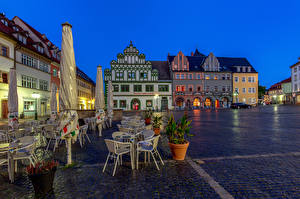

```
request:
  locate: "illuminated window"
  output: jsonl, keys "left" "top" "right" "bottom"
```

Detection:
{"left": 181, "top": 74, "right": 185, "bottom": 79}
{"left": 205, "top": 75, "right": 210, "bottom": 80}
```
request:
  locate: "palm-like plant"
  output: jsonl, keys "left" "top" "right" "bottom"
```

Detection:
{"left": 152, "top": 115, "right": 162, "bottom": 129}
{"left": 166, "top": 114, "right": 193, "bottom": 144}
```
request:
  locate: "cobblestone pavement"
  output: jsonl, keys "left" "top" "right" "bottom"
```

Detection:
{"left": 0, "top": 105, "right": 300, "bottom": 198}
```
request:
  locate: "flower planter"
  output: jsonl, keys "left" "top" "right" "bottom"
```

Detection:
{"left": 153, "top": 127, "right": 160, "bottom": 135}
{"left": 28, "top": 167, "right": 57, "bottom": 198}
{"left": 168, "top": 142, "right": 189, "bottom": 160}
{"left": 145, "top": 118, "right": 151, "bottom": 125}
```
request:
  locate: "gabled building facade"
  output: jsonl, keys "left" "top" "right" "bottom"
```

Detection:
{"left": 104, "top": 42, "right": 172, "bottom": 110}
{"left": 168, "top": 49, "right": 234, "bottom": 109}
{"left": 290, "top": 58, "right": 300, "bottom": 104}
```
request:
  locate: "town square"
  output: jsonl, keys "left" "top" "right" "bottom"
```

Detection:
{"left": 0, "top": 1, "right": 300, "bottom": 199}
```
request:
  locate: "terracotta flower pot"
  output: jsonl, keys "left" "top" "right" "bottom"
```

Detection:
{"left": 168, "top": 142, "right": 189, "bottom": 160}
{"left": 145, "top": 118, "right": 151, "bottom": 125}
{"left": 153, "top": 127, "right": 160, "bottom": 135}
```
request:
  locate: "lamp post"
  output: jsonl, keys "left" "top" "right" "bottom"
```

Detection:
{"left": 154, "top": 94, "right": 159, "bottom": 112}
{"left": 233, "top": 91, "right": 239, "bottom": 103}
{"left": 32, "top": 93, "right": 40, "bottom": 120}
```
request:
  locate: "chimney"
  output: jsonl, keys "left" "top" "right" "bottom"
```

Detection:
{"left": 191, "top": 52, "right": 194, "bottom": 56}
{"left": 168, "top": 52, "right": 170, "bottom": 56}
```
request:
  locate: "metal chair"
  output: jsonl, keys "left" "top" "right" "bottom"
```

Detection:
{"left": 78, "top": 124, "right": 90, "bottom": 147}
{"left": 103, "top": 139, "right": 133, "bottom": 176}
{"left": 136, "top": 135, "right": 164, "bottom": 170}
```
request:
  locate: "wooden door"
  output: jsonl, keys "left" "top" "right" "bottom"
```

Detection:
{"left": 1, "top": 100, "right": 8, "bottom": 119}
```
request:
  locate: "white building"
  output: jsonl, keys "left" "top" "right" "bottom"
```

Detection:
{"left": 0, "top": 13, "right": 51, "bottom": 119}
{"left": 290, "top": 58, "right": 300, "bottom": 104}
{"left": 104, "top": 42, "right": 172, "bottom": 111}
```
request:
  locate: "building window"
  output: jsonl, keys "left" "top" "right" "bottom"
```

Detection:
{"left": 176, "top": 74, "right": 180, "bottom": 79}
{"left": 227, "top": 86, "right": 231, "bottom": 91}
{"left": 242, "top": 77, "right": 246, "bottom": 82}
{"left": 128, "top": 72, "right": 136, "bottom": 79}
{"left": 113, "top": 100, "right": 118, "bottom": 108}
{"left": 235, "top": 88, "right": 239, "bottom": 93}
{"left": 39, "top": 80, "right": 48, "bottom": 91}
{"left": 145, "top": 85, "right": 154, "bottom": 92}
{"left": 252, "top": 88, "right": 255, "bottom": 93}
{"left": 196, "top": 74, "right": 201, "bottom": 79}
{"left": 39, "top": 61, "right": 49, "bottom": 73}
{"left": 1, "top": 45, "right": 8, "bottom": 57}
{"left": 248, "top": 88, "right": 252, "bottom": 93}
{"left": 214, "top": 86, "right": 218, "bottom": 91}
{"left": 113, "top": 85, "right": 119, "bottom": 92}
{"left": 242, "top": 88, "right": 246, "bottom": 93}
{"left": 158, "top": 85, "right": 169, "bottom": 92}
{"left": 226, "top": 74, "right": 230, "bottom": 80}
{"left": 134, "top": 85, "right": 142, "bottom": 92}
{"left": 188, "top": 85, "right": 193, "bottom": 92}
{"left": 294, "top": 67, "right": 297, "bottom": 72}
{"left": 248, "top": 67, "right": 251, "bottom": 72}
{"left": 222, "top": 86, "right": 226, "bottom": 92}
{"left": 0, "top": 72, "right": 8, "bottom": 83}
{"left": 119, "top": 100, "right": 126, "bottom": 108}
{"left": 205, "top": 74, "right": 210, "bottom": 80}
{"left": 237, "top": 67, "right": 240, "bottom": 72}
{"left": 242, "top": 67, "right": 246, "bottom": 72}
{"left": 53, "top": 68, "right": 57, "bottom": 77}
{"left": 234, "top": 77, "right": 239, "bottom": 82}
{"left": 146, "top": 100, "right": 153, "bottom": 107}
{"left": 188, "top": 74, "right": 193, "bottom": 79}
{"left": 21, "top": 54, "right": 38, "bottom": 69}
{"left": 294, "top": 84, "right": 298, "bottom": 91}
{"left": 22, "top": 75, "right": 37, "bottom": 89}
{"left": 121, "top": 85, "right": 129, "bottom": 92}
{"left": 116, "top": 72, "right": 123, "bottom": 78}
{"left": 140, "top": 72, "right": 147, "bottom": 79}
{"left": 24, "top": 101, "right": 35, "bottom": 111}
{"left": 1, "top": 19, "right": 8, "bottom": 26}
{"left": 18, "top": 34, "right": 27, "bottom": 44}
{"left": 180, "top": 74, "right": 185, "bottom": 79}
{"left": 197, "top": 86, "right": 201, "bottom": 92}
{"left": 214, "top": 75, "right": 218, "bottom": 80}
{"left": 222, "top": 74, "right": 225, "bottom": 80}
{"left": 294, "top": 74, "right": 297, "bottom": 81}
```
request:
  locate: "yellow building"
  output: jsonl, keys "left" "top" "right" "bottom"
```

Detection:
{"left": 76, "top": 67, "right": 95, "bottom": 110}
{"left": 232, "top": 66, "right": 258, "bottom": 105}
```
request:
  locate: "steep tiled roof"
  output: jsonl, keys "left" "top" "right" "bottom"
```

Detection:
{"left": 151, "top": 61, "right": 171, "bottom": 80}
{"left": 186, "top": 56, "right": 206, "bottom": 71}
{"left": 76, "top": 67, "right": 95, "bottom": 85}
{"left": 280, "top": 77, "right": 291, "bottom": 84}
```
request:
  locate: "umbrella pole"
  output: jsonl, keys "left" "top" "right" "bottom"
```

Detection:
{"left": 66, "top": 136, "right": 72, "bottom": 165}
{"left": 98, "top": 124, "right": 102, "bottom": 137}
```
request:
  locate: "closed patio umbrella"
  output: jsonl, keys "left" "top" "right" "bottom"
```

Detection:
{"left": 107, "top": 80, "right": 114, "bottom": 128}
{"left": 50, "top": 83, "right": 58, "bottom": 121}
{"left": 59, "top": 22, "right": 79, "bottom": 165}
{"left": 8, "top": 68, "right": 18, "bottom": 130}
{"left": 95, "top": 65, "right": 106, "bottom": 136}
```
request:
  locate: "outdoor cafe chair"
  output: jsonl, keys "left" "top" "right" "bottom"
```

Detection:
{"left": 45, "top": 128, "right": 61, "bottom": 152}
{"left": 78, "top": 124, "right": 90, "bottom": 148}
{"left": 12, "top": 136, "right": 37, "bottom": 172}
{"left": 103, "top": 139, "right": 133, "bottom": 176}
{"left": 136, "top": 135, "right": 164, "bottom": 170}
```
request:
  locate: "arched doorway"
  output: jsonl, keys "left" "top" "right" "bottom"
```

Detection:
{"left": 215, "top": 99, "right": 220, "bottom": 108}
{"left": 193, "top": 98, "right": 201, "bottom": 109}
{"left": 175, "top": 97, "right": 184, "bottom": 109}
{"left": 186, "top": 99, "right": 191, "bottom": 109}
{"left": 222, "top": 97, "right": 229, "bottom": 108}
{"left": 205, "top": 98, "right": 212, "bottom": 108}
{"left": 131, "top": 98, "right": 140, "bottom": 110}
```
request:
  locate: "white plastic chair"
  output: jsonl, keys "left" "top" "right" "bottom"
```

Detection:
{"left": 136, "top": 135, "right": 164, "bottom": 170}
{"left": 78, "top": 124, "right": 90, "bottom": 147}
{"left": 103, "top": 139, "right": 133, "bottom": 176}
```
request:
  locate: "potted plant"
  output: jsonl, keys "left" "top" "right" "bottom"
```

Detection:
{"left": 27, "top": 160, "right": 59, "bottom": 198}
{"left": 166, "top": 114, "right": 193, "bottom": 160}
{"left": 144, "top": 109, "right": 153, "bottom": 125}
{"left": 152, "top": 115, "right": 162, "bottom": 135}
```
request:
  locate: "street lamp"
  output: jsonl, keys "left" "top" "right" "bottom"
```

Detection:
{"left": 154, "top": 94, "right": 159, "bottom": 112}
{"left": 32, "top": 93, "right": 40, "bottom": 120}
{"left": 233, "top": 91, "right": 239, "bottom": 103}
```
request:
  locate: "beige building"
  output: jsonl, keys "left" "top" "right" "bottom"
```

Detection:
{"left": 232, "top": 66, "right": 258, "bottom": 105}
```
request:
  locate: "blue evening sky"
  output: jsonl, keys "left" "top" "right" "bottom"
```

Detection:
{"left": 2, "top": 0, "right": 300, "bottom": 88}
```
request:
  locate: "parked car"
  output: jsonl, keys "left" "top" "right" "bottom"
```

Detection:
{"left": 230, "top": 103, "right": 251, "bottom": 109}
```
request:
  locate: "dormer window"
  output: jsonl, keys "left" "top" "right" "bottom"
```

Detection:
{"left": 18, "top": 34, "right": 27, "bottom": 44}
{"left": 37, "top": 45, "right": 44, "bottom": 53}
{"left": 13, "top": 26, "right": 19, "bottom": 31}
{"left": 1, "top": 19, "right": 8, "bottom": 26}
{"left": 237, "top": 67, "right": 240, "bottom": 72}
{"left": 247, "top": 67, "right": 251, "bottom": 72}
{"left": 242, "top": 67, "right": 246, "bottom": 72}
{"left": 47, "top": 41, "right": 51, "bottom": 46}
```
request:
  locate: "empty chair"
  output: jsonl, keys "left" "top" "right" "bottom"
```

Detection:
{"left": 102, "top": 139, "right": 133, "bottom": 176}
{"left": 136, "top": 135, "right": 164, "bottom": 170}
{"left": 78, "top": 124, "right": 90, "bottom": 147}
